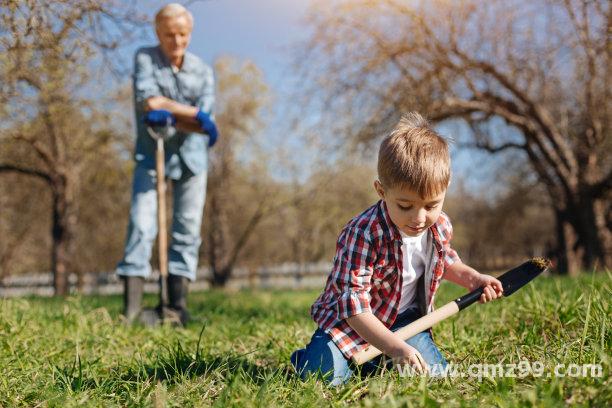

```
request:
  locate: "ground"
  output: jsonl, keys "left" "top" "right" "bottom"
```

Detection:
{"left": 0, "top": 273, "right": 610, "bottom": 407}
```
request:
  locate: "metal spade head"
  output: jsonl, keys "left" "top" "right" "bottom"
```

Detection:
{"left": 146, "top": 123, "right": 176, "bottom": 141}
{"left": 498, "top": 257, "right": 551, "bottom": 296}
{"left": 139, "top": 305, "right": 183, "bottom": 327}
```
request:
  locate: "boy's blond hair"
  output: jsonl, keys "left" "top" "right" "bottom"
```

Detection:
{"left": 377, "top": 112, "right": 450, "bottom": 198}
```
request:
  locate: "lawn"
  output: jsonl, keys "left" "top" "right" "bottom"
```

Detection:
{"left": 0, "top": 273, "right": 610, "bottom": 407}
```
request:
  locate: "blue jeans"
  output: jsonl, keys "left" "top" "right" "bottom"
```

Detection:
{"left": 291, "top": 306, "right": 447, "bottom": 386}
{"left": 116, "top": 164, "right": 207, "bottom": 281}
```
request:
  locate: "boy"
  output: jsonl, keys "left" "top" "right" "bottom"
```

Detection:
{"left": 290, "top": 113, "right": 504, "bottom": 385}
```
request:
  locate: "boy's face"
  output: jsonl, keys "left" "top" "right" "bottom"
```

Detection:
{"left": 374, "top": 180, "right": 446, "bottom": 237}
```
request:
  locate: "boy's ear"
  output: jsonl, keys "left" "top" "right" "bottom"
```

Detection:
{"left": 374, "top": 180, "right": 385, "bottom": 200}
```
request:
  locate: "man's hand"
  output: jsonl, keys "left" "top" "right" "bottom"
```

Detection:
{"left": 472, "top": 274, "right": 503, "bottom": 303}
{"left": 390, "top": 343, "right": 429, "bottom": 374}
{"left": 144, "top": 110, "right": 176, "bottom": 127}
{"left": 195, "top": 110, "right": 219, "bottom": 147}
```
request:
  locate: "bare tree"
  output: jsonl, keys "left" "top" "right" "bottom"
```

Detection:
{"left": 300, "top": 0, "right": 610, "bottom": 274}
{"left": 0, "top": 1, "right": 147, "bottom": 294}
{"left": 202, "top": 57, "right": 282, "bottom": 287}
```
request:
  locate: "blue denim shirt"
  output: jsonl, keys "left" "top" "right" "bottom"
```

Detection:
{"left": 133, "top": 46, "right": 215, "bottom": 179}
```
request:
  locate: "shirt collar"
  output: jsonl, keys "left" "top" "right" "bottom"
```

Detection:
{"left": 429, "top": 219, "right": 444, "bottom": 253}
{"left": 155, "top": 45, "right": 195, "bottom": 73}
{"left": 378, "top": 199, "right": 445, "bottom": 251}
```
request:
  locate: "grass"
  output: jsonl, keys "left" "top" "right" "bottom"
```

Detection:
{"left": 0, "top": 272, "right": 610, "bottom": 407}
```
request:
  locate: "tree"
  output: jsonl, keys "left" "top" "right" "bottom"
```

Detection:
{"left": 301, "top": 0, "right": 610, "bottom": 274}
{"left": 279, "top": 161, "right": 379, "bottom": 265}
{"left": 202, "top": 57, "right": 283, "bottom": 287}
{"left": 0, "top": 1, "right": 145, "bottom": 294}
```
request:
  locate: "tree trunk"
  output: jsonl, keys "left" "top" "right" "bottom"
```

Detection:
{"left": 211, "top": 266, "right": 231, "bottom": 288}
{"left": 51, "top": 177, "right": 75, "bottom": 296}
{"left": 555, "top": 209, "right": 581, "bottom": 276}
{"left": 554, "top": 195, "right": 610, "bottom": 276}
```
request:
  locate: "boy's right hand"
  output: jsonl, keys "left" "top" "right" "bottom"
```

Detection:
{"left": 390, "top": 344, "right": 429, "bottom": 374}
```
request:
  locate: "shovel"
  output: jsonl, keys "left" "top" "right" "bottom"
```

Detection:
{"left": 351, "top": 258, "right": 551, "bottom": 365}
{"left": 139, "top": 120, "right": 183, "bottom": 326}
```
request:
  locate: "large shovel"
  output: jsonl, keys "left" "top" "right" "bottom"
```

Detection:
{"left": 140, "top": 122, "right": 182, "bottom": 326}
{"left": 351, "top": 258, "right": 551, "bottom": 365}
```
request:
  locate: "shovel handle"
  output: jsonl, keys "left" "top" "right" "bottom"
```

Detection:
{"left": 155, "top": 137, "right": 169, "bottom": 307}
{"left": 351, "top": 301, "right": 460, "bottom": 365}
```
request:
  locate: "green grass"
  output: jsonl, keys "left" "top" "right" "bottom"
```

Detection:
{"left": 1, "top": 273, "right": 610, "bottom": 407}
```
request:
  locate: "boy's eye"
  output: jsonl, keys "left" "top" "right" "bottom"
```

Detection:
{"left": 425, "top": 205, "right": 437, "bottom": 211}
{"left": 397, "top": 204, "right": 412, "bottom": 211}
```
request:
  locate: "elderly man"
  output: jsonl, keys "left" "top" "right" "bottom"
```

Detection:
{"left": 116, "top": 3, "right": 216, "bottom": 324}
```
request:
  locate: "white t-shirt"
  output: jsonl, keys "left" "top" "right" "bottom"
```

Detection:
{"left": 397, "top": 230, "right": 429, "bottom": 313}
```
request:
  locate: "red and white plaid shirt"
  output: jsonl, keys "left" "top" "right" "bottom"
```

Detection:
{"left": 310, "top": 200, "right": 461, "bottom": 359}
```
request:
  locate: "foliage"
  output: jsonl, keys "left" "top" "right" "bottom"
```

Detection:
{"left": 0, "top": 0, "right": 148, "bottom": 293}
{"left": 299, "top": 0, "right": 611, "bottom": 274}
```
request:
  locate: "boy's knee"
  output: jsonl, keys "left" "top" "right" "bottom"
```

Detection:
{"left": 290, "top": 347, "right": 351, "bottom": 385}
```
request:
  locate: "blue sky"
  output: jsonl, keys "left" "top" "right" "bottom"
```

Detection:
{"left": 135, "top": 0, "right": 312, "bottom": 95}
{"left": 123, "top": 0, "right": 504, "bottom": 194}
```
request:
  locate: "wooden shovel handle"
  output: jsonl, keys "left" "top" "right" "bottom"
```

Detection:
{"left": 155, "top": 138, "right": 169, "bottom": 306}
{"left": 351, "top": 301, "right": 460, "bottom": 365}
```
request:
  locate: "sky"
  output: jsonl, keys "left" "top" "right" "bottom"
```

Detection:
{"left": 124, "top": 0, "right": 503, "bottom": 195}
{"left": 137, "top": 0, "right": 313, "bottom": 95}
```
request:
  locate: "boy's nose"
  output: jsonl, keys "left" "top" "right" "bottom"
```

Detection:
{"left": 413, "top": 208, "right": 427, "bottom": 224}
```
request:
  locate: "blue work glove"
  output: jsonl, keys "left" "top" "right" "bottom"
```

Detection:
{"left": 195, "top": 110, "right": 219, "bottom": 147}
{"left": 144, "top": 110, "right": 176, "bottom": 127}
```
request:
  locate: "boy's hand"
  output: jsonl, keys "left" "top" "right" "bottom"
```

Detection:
{"left": 473, "top": 274, "right": 503, "bottom": 303}
{"left": 391, "top": 344, "right": 429, "bottom": 374}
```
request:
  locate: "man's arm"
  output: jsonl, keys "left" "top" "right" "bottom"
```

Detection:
{"left": 134, "top": 49, "right": 162, "bottom": 113}
{"left": 145, "top": 96, "right": 201, "bottom": 133}
{"left": 144, "top": 64, "right": 215, "bottom": 135}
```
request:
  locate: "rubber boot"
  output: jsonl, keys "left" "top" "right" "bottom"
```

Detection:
{"left": 122, "top": 276, "right": 144, "bottom": 323}
{"left": 168, "top": 274, "right": 190, "bottom": 325}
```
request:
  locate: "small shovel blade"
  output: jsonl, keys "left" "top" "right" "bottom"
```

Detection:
{"left": 498, "top": 257, "right": 551, "bottom": 297}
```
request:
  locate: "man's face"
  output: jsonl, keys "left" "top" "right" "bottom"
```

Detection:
{"left": 374, "top": 181, "right": 446, "bottom": 237}
{"left": 156, "top": 15, "right": 192, "bottom": 63}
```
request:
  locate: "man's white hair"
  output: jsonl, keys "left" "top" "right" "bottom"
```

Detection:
{"left": 155, "top": 3, "right": 194, "bottom": 27}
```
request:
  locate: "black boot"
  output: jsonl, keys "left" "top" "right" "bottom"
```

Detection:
{"left": 168, "top": 274, "right": 190, "bottom": 325}
{"left": 122, "top": 276, "right": 144, "bottom": 323}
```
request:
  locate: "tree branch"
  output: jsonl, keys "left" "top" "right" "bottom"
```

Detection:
{"left": 451, "top": 48, "right": 578, "bottom": 176}
{"left": 589, "top": 169, "right": 612, "bottom": 199}
{"left": 430, "top": 96, "right": 577, "bottom": 197}
{"left": 0, "top": 164, "right": 52, "bottom": 183}
{"left": 459, "top": 140, "right": 526, "bottom": 154}
{"left": 11, "top": 133, "right": 56, "bottom": 170}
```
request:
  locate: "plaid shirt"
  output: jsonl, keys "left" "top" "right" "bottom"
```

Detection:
{"left": 310, "top": 200, "right": 461, "bottom": 359}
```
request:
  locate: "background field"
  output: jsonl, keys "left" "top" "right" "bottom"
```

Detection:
{"left": 1, "top": 273, "right": 609, "bottom": 407}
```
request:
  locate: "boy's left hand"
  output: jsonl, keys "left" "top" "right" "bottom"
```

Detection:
{"left": 474, "top": 274, "right": 504, "bottom": 303}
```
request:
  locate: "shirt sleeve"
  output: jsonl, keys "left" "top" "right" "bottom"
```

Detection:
{"left": 439, "top": 213, "right": 461, "bottom": 268}
{"left": 196, "top": 65, "right": 215, "bottom": 117}
{"left": 333, "top": 227, "right": 375, "bottom": 320}
{"left": 133, "top": 48, "right": 161, "bottom": 112}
